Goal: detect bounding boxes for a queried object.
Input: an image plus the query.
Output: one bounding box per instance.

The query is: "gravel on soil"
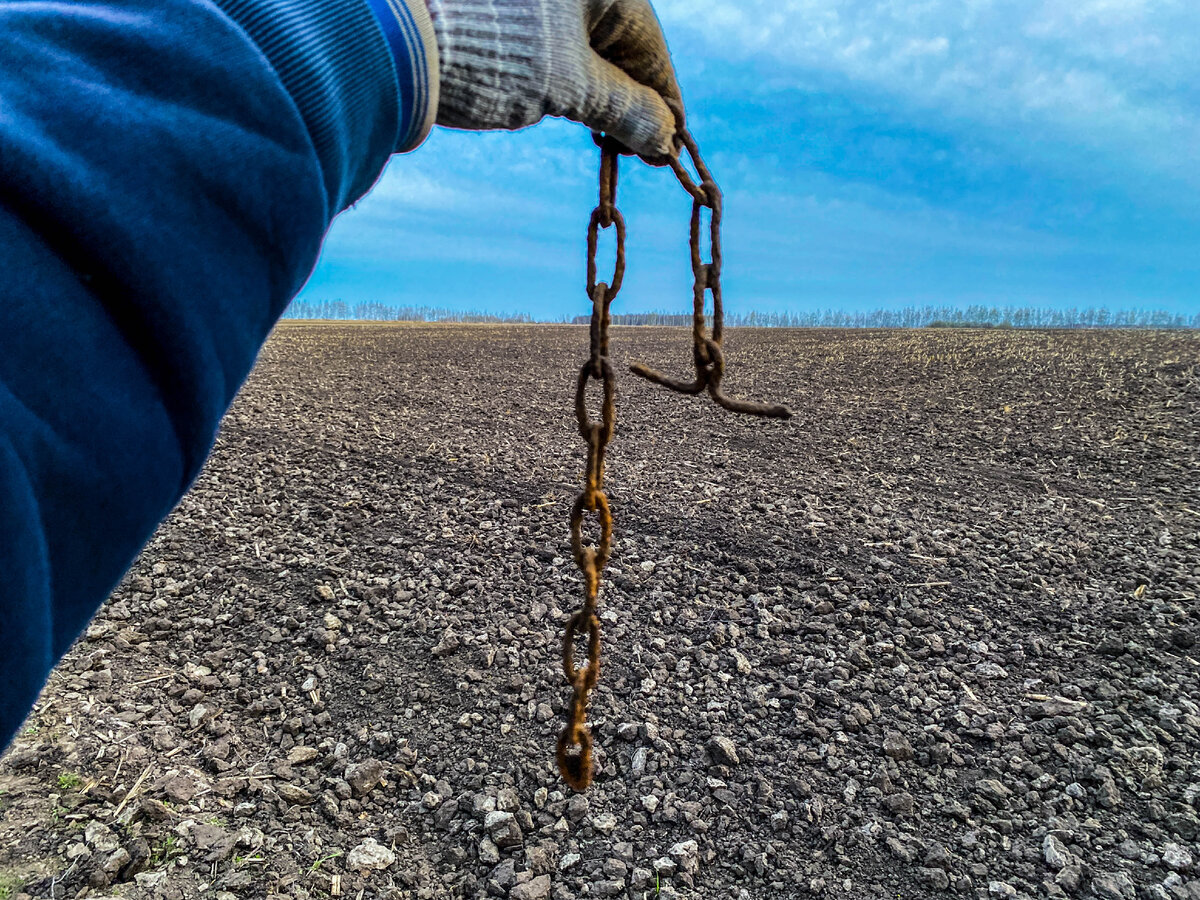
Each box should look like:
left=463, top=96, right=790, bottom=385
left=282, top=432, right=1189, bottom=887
left=1, top=324, right=1198, bottom=900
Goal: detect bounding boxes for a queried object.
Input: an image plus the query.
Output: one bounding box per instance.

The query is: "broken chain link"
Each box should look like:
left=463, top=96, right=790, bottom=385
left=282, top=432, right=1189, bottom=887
left=557, top=131, right=792, bottom=792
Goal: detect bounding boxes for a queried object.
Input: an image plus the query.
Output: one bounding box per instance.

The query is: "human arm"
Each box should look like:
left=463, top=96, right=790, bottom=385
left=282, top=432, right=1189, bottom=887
left=0, top=0, right=438, bottom=748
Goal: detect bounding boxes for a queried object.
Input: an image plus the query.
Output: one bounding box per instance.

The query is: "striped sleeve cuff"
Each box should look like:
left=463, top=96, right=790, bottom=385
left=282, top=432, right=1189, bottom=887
left=212, top=0, right=439, bottom=214
left=365, top=0, right=440, bottom=152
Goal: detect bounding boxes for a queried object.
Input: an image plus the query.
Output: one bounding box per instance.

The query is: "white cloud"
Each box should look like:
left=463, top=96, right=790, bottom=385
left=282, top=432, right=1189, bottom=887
left=654, top=0, right=1200, bottom=189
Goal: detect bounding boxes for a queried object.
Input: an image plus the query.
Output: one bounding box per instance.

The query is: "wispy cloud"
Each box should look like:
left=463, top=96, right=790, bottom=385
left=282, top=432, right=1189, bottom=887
left=657, top=0, right=1200, bottom=189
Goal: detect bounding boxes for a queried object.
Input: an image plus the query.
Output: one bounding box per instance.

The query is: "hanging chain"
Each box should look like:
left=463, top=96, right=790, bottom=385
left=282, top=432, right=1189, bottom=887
left=632, top=132, right=794, bottom=419
left=556, top=137, right=624, bottom=792
left=557, top=131, right=792, bottom=792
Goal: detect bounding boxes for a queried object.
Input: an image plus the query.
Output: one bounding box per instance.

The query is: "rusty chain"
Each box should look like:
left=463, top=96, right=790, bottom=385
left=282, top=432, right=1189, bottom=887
left=556, top=137, right=623, bottom=792
left=632, top=132, right=794, bottom=420
left=557, top=131, right=791, bottom=792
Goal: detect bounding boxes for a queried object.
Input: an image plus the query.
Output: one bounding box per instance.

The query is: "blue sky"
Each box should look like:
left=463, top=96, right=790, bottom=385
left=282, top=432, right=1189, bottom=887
left=297, top=0, right=1200, bottom=320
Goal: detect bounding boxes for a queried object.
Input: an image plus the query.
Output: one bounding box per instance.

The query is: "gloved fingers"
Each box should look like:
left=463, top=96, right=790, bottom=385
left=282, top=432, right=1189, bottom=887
left=575, top=51, right=677, bottom=162
left=587, top=0, right=683, bottom=121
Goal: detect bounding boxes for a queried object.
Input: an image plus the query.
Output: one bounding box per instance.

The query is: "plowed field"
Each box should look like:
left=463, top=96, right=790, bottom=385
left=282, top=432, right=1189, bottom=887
left=2, top=325, right=1198, bottom=900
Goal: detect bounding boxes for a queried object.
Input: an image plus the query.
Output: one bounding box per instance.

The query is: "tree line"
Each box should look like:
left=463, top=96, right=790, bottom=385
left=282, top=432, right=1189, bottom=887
left=282, top=300, right=534, bottom=323
left=284, top=300, right=1198, bottom=329
left=581, top=305, right=1200, bottom=329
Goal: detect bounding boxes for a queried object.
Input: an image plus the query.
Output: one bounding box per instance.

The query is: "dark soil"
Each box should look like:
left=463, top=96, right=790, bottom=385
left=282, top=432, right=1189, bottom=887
left=2, top=325, right=1198, bottom=900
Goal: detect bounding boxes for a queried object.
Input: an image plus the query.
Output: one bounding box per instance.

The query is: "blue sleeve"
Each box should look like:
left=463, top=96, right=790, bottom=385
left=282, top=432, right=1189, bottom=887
left=0, top=0, right=438, bottom=748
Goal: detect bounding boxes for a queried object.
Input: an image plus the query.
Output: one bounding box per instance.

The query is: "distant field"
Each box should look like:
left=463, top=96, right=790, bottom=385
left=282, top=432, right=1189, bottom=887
left=2, top=325, right=1198, bottom=900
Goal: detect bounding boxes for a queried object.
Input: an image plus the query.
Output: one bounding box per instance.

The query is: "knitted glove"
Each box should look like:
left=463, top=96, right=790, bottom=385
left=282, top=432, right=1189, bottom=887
left=423, top=0, right=682, bottom=160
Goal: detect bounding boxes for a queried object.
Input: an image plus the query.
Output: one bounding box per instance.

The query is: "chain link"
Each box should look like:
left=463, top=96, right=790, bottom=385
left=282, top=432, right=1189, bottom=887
left=557, top=131, right=792, bottom=792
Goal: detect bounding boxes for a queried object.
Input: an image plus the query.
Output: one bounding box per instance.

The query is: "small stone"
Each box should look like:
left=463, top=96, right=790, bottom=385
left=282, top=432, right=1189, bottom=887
left=918, top=867, right=950, bottom=890
left=706, top=736, right=740, bottom=767
left=617, top=722, right=639, bottom=741
left=101, top=848, right=131, bottom=876
left=190, top=824, right=230, bottom=852
left=883, top=792, right=915, bottom=816
left=988, top=882, right=1017, bottom=897
left=510, top=875, right=552, bottom=900
left=478, top=837, right=500, bottom=865
left=632, top=868, right=654, bottom=889
left=496, top=788, right=520, bottom=813
left=287, top=746, right=320, bottom=765
left=641, top=794, right=659, bottom=814
left=346, top=838, right=395, bottom=872
left=276, top=783, right=314, bottom=805
left=1117, top=839, right=1141, bottom=861
left=883, top=732, right=914, bottom=761
left=565, top=794, right=588, bottom=822
left=188, top=704, right=211, bottom=729
left=431, top=629, right=461, bottom=657
left=976, top=779, right=1012, bottom=805
left=158, top=773, right=197, bottom=803
left=975, top=661, right=1008, bottom=679
left=887, top=837, right=915, bottom=862
left=84, top=822, right=121, bottom=853
left=1030, top=697, right=1088, bottom=718
left=668, top=839, right=700, bottom=875
left=137, top=798, right=174, bottom=823
left=591, top=812, right=618, bottom=834
left=1162, top=843, right=1194, bottom=872
left=526, top=845, right=554, bottom=875
left=560, top=852, right=582, bottom=872
left=653, top=856, right=677, bottom=876
left=1090, top=872, right=1136, bottom=900
left=485, top=811, right=523, bottom=848
left=1055, top=864, right=1082, bottom=892
left=631, top=747, right=649, bottom=777
left=344, top=759, right=385, bottom=797
left=422, top=791, right=441, bottom=810
left=489, top=860, right=517, bottom=891
left=1044, top=834, right=1073, bottom=870
left=1097, top=776, right=1121, bottom=808
left=603, top=858, right=628, bottom=879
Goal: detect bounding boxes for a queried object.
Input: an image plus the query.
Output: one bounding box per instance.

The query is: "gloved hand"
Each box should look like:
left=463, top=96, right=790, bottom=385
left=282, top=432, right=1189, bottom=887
left=423, top=0, right=683, bottom=161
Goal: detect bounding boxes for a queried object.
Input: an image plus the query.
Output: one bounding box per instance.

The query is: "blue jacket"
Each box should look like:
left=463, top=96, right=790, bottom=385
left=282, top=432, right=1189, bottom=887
left=0, top=0, right=438, bottom=748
